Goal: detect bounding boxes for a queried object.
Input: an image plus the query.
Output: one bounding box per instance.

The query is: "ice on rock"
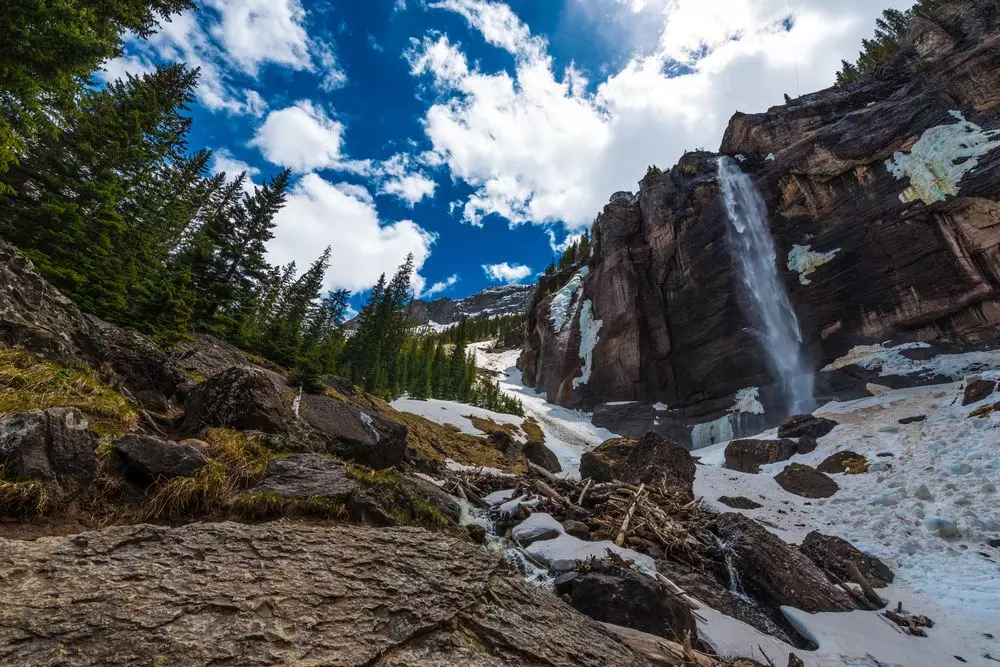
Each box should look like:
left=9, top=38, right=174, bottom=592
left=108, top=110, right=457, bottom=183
left=511, top=512, right=565, bottom=545
left=498, top=495, right=540, bottom=518
left=484, top=489, right=517, bottom=505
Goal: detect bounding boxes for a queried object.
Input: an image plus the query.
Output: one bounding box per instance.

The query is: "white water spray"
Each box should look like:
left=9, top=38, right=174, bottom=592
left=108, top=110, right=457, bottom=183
left=718, top=156, right=814, bottom=414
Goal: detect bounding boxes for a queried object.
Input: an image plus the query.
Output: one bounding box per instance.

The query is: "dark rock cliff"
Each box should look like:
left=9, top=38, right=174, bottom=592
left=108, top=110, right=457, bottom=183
left=519, top=0, right=1000, bottom=445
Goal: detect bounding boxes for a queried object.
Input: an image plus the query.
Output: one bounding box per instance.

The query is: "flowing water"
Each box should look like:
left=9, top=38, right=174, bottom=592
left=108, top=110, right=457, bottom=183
left=718, top=156, right=815, bottom=415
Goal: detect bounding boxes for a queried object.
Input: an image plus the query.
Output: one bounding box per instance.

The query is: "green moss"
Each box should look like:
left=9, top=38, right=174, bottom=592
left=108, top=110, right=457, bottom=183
left=347, top=464, right=400, bottom=486
left=0, top=346, right=137, bottom=438
left=230, top=490, right=287, bottom=520
left=294, top=496, right=347, bottom=519
left=410, top=499, right=449, bottom=529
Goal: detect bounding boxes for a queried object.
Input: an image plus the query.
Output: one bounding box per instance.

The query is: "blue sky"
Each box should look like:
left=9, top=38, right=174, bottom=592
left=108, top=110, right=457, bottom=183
left=103, top=0, right=910, bottom=308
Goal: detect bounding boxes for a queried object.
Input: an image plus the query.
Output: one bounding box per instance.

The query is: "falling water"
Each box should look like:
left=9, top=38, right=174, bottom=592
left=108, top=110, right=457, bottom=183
left=715, top=537, right=753, bottom=604
left=718, top=156, right=815, bottom=415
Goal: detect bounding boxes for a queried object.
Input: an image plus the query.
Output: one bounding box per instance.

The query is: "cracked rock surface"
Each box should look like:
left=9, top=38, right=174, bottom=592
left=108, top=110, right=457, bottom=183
left=0, top=521, right=649, bottom=666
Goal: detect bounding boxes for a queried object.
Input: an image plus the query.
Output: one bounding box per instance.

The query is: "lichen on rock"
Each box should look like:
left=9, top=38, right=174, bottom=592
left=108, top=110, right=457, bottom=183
left=885, top=110, right=1000, bottom=204
left=787, top=244, right=840, bottom=285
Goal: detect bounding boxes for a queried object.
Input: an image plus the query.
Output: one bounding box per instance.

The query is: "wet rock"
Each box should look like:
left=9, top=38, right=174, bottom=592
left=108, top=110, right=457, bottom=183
left=718, top=495, right=763, bottom=510
left=777, top=415, right=838, bottom=440
left=465, top=524, right=486, bottom=544
left=299, top=392, right=407, bottom=470
left=0, top=522, right=650, bottom=666
left=569, top=571, right=697, bottom=644
left=512, top=512, right=564, bottom=546
left=800, top=531, right=894, bottom=588
left=580, top=437, right=634, bottom=482
left=898, top=415, right=927, bottom=424
left=399, top=474, right=461, bottom=525
left=622, top=433, right=696, bottom=500
left=523, top=440, right=562, bottom=473
left=817, top=451, right=869, bottom=475
left=112, top=435, right=208, bottom=483
left=724, top=438, right=816, bottom=474
left=563, top=519, right=591, bottom=539
left=0, top=408, right=98, bottom=492
left=553, top=571, right=581, bottom=596
left=182, top=366, right=293, bottom=435
left=713, top=513, right=856, bottom=613
left=774, top=464, right=839, bottom=499
left=963, top=379, right=997, bottom=406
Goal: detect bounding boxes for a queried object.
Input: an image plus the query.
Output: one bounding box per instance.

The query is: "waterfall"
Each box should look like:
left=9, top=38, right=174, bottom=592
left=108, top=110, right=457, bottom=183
left=718, top=156, right=815, bottom=415
left=715, top=537, right=753, bottom=604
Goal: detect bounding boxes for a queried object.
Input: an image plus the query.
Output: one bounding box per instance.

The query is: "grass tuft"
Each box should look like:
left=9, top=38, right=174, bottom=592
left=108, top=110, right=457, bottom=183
left=200, top=428, right=273, bottom=486
left=0, top=478, right=53, bottom=517
left=145, top=462, right=230, bottom=521
left=230, top=491, right=347, bottom=521
left=0, top=346, right=137, bottom=438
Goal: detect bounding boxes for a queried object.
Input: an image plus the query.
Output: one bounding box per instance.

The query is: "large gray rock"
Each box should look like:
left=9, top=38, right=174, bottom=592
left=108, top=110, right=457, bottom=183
left=0, top=522, right=650, bottom=666
left=622, top=433, right=696, bottom=500
left=580, top=438, right=634, bottom=482
left=777, top=415, right=838, bottom=440
left=0, top=408, right=98, bottom=491
left=567, top=570, right=697, bottom=644
left=724, top=438, right=817, bottom=474
left=800, top=531, right=894, bottom=588
left=182, top=366, right=294, bottom=435
left=523, top=440, right=562, bottom=473
left=300, top=392, right=407, bottom=470
left=253, top=454, right=359, bottom=501
left=774, top=463, right=840, bottom=499
left=112, top=435, right=208, bottom=483
left=713, top=513, right=856, bottom=614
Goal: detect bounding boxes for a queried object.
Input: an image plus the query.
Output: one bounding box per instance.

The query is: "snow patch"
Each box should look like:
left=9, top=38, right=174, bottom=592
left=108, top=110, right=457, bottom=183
left=787, top=244, right=840, bottom=285
left=765, top=153, right=776, bottom=161
left=885, top=110, right=1000, bottom=204
left=822, top=341, right=1000, bottom=380
left=525, top=533, right=657, bottom=576
left=511, top=512, right=565, bottom=543
left=572, top=299, right=603, bottom=389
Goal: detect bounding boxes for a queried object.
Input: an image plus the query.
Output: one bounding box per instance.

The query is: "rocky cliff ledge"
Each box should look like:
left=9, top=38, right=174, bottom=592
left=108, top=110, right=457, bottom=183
left=519, top=0, right=1000, bottom=445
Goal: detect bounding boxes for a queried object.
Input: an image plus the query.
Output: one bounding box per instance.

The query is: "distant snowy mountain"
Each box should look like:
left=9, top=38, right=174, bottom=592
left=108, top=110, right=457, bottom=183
left=347, top=284, right=534, bottom=331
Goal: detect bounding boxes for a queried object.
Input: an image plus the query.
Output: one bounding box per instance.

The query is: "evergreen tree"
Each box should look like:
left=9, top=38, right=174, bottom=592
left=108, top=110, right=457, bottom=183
left=0, top=0, right=194, bottom=176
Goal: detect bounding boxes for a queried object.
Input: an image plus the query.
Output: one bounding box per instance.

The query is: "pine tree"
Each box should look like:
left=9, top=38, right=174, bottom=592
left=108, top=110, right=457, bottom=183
left=0, top=0, right=195, bottom=176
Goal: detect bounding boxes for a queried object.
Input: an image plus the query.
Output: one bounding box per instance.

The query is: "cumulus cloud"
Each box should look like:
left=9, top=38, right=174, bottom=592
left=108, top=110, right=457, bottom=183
left=409, top=0, right=912, bottom=229
left=377, top=154, right=438, bottom=207
left=269, top=174, right=437, bottom=295
left=483, top=262, right=533, bottom=284
left=203, top=0, right=312, bottom=75
left=422, top=273, right=460, bottom=298
left=249, top=101, right=348, bottom=172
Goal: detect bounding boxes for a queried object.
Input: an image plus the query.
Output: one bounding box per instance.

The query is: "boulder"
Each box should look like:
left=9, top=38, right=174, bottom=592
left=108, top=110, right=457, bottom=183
left=398, top=474, right=461, bottom=525
left=568, top=570, right=697, bottom=644
left=465, top=524, right=486, bottom=544
left=777, top=415, right=838, bottom=440
left=299, top=392, right=407, bottom=470
left=622, top=433, right=696, bottom=500
left=580, top=437, right=634, bottom=482
left=0, top=522, right=651, bottom=666
left=724, top=438, right=817, bottom=474
left=253, top=454, right=359, bottom=502
left=817, top=451, right=869, bottom=475
left=112, top=435, right=208, bottom=483
left=963, top=379, right=997, bottom=406
left=774, top=464, right=840, bottom=499
left=718, top=495, right=763, bottom=510
left=511, top=512, right=564, bottom=546
left=182, top=366, right=293, bottom=435
left=713, top=513, right=856, bottom=613
left=800, top=531, right=894, bottom=588
left=523, top=440, right=562, bottom=473
left=563, top=519, right=591, bottom=539
left=0, top=408, right=98, bottom=491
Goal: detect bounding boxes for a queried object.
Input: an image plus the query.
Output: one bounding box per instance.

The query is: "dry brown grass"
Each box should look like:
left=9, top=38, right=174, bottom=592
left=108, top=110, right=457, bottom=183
left=390, top=410, right=505, bottom=468
left=0, top=478, right=53, bottom=517
left=0, top=346, right=137, bottom=438
left=521, top=418, right=544, bottom=444
left=468, top=416, right=521, bottom=439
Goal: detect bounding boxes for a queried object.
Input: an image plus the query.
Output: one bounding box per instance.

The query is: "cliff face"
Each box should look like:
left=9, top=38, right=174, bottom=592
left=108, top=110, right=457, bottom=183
left=519, top=1, right=1000, bottom=444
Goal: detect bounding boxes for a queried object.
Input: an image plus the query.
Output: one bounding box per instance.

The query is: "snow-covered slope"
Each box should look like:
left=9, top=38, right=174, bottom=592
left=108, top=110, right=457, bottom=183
left=694, top=379, right=1000, bottom=666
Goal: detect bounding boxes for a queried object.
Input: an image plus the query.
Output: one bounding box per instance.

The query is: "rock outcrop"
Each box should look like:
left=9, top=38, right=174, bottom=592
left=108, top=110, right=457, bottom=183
left=724, top=438, right=817, bottom=474
left=0, top=522, right=651, bottom=666
left=112, top=435, right=208, bottom=483
left=621, top=433, right=696, bottom=500
left=800, top=531, right=894, bottom=588
left=518, top=2, right=1000, bottom=445
left=580, top=437, right=634, bottom=482
left=0, top=408, right=99, bottom=493
left=182, top=366, right=294, bottom=435
left=300, top=392, right=408, bottom=470
left=774, top=463, right=840, bottom=498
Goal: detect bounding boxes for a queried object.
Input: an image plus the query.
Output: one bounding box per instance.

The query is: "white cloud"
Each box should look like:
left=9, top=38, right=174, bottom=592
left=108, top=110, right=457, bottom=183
left=204, top=0, right=312, bottom=75
left=249, top=101, right=346, bottom=172
left=269, top=174, right=437, bottom=295
left=211, top=150, right=260, bottom=179
left=422, top=273, right=460, bottom=298
left=410, top=0, right=912, bottom=229
left=99, top=54, right=155, bottom=81
left=377, top=153, right=437, bottom=206
left=483, top=262, right=533, bottom=284
left=547, top=230, right=582, bottom=254
left=243, top=89, right=269, bottom=117
left=314, top=40, right=348, bottom=91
